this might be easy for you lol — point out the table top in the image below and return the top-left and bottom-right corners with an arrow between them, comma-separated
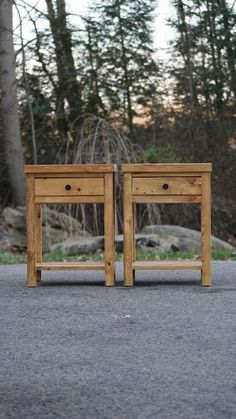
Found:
121,163 -> 212,173
24,164 -> 116,174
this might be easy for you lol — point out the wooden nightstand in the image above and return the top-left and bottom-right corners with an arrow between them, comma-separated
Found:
122,163 -> 212,287
24,164 -> 116,287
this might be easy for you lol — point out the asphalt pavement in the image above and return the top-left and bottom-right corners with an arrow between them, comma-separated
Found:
0,262 -> 236,419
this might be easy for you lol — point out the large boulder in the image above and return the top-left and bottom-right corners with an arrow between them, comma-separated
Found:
3,206 -> 90,251
50,236 -> 104,255
141,225 -> 234,252
48,225 -> 234,256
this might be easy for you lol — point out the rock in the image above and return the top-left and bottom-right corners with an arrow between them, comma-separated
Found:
3,206 -> 91,251
3,207 -> 26,230
141,225 -> 234,251
50,236 -> 104,255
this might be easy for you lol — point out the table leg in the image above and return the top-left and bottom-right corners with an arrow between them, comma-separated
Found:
133,203 -> 136,282
201,172 -> 212,286
123,173 -> 134,286
104,173 -> 115,286
35,204 -> 42,282
26,175 -> 37,287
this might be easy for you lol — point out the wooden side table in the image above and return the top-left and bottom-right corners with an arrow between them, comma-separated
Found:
122,163 -> 212,287
24,164 -> 116,287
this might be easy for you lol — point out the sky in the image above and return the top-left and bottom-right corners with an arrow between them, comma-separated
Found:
13,0 -> 236,57
13,0 -> 176,59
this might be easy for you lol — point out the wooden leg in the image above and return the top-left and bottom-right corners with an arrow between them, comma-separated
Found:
35,204 -> 42,282
133,203 -> 136,282
26,175 -> 37,287
201,173 -> 212,286
123,173 -> 133,286
104,173 -> 115,286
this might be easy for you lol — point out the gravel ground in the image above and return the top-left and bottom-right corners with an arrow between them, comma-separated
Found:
0,262 -> 236,419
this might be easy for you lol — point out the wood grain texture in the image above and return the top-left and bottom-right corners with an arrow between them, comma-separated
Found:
35,196 -> 104,204
25,164 -> 115,173
132,195 -> 201,204
133,261 -> 202,270
201,172 -> 212,286
36,262 -> 105,270
26,175 -> 37,287
123,163 -> 211,286
132,177 -> 201,196
35,177 -> 104,196
123,173 -> 134,286
35,204 -> 42,282
25,164 -> 116,287
133,203 -> 136,281
104,173 -> 115,286
122,163 -> 212,173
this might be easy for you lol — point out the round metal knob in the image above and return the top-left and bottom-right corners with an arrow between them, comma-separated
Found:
162,183 -> 169,190
65,184 -> 72,191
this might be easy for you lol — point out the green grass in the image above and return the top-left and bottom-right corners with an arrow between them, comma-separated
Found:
0,248 -> 235,265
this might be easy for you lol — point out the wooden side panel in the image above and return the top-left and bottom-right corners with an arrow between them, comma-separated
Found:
104,173 -> 115,286
26,175 -> 37,287
201,172 -> 212,286
35,177 -> 104,196
132,177 -> 201,196
123,173 -> 134,286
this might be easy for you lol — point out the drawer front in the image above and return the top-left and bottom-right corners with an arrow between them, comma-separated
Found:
132,177 -> 201,195
35,177 -> 104,196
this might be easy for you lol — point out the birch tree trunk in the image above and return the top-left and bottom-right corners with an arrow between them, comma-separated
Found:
0,0 -> 25,205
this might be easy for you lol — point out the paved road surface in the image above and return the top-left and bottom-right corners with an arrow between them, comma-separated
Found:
0,262 -> 236,419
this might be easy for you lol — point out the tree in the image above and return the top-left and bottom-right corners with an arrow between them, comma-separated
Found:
45,0 -> 82,132
170,0 -> 236,115
84,0 -> 158,132
0,0 -> 25,205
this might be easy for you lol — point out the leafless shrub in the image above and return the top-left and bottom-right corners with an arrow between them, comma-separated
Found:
51,115 -> 161,236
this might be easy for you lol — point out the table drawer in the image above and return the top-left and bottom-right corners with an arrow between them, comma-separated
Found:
132,177 -> 201,195
35,177 -> 104,196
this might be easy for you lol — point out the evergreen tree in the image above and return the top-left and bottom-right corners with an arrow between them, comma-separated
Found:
83,0 -> 158,132
170,0 -> 236,115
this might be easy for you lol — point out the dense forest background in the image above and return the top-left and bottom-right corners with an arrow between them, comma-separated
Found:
0,0 -> 235,244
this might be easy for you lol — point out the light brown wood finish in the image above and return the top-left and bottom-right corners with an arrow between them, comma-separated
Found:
132,195 -> 201,204
35,196 -> 104,204
133,203 -> 136,281
133,261 -> 202,270
122,163 -> 212,173
123,173 -> 134,286
25,164 -> 114,173
25,165 -> 116,286
132,177 -> 201,196
104,173 -> 115,286
36,262 -> 104,270
35,204 -> 42,282
35,177 -> 104,196
26,175 -> 37,287
122,163 -> 212,286
201,172 -> 212,286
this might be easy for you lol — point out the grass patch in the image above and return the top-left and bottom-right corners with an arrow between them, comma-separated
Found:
0,248 -> 235,265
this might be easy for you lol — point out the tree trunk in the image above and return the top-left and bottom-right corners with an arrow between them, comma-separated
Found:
116,0 -> 133,133
45,0 -> 82,130
177,0 -> 197,111
0,0 -> 25,205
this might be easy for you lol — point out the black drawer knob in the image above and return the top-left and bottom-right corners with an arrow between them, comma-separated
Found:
162,183 -> 169,190
65,184 -> 72,191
